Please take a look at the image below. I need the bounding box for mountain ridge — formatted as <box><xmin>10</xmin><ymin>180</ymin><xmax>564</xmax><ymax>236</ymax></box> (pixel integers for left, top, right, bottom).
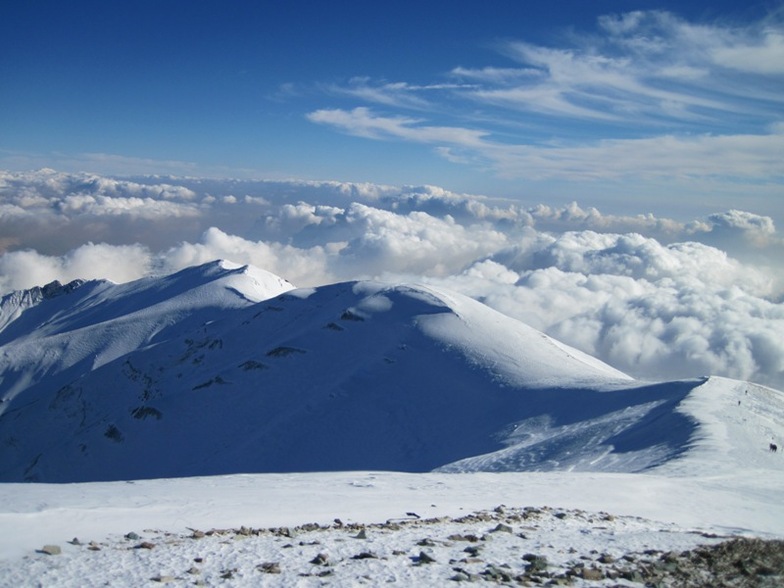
<box><xmin>0</xmin><ymin>260</ymin><xmax>781</xmax><ymax>483</ymax></box>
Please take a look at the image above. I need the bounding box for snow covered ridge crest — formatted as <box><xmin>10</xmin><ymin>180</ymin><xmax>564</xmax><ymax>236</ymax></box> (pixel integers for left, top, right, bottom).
<box><xmin>0</xmin><ymin>260</ymin><xmax>782</xmax><ymax>483</ymax></box>
<box><xmin>0</xmin><ymin>278</ymin><xmax>86</xmax><ymax>332</ymax></box>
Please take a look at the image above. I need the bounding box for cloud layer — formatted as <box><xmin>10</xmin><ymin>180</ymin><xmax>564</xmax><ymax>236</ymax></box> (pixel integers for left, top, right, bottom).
<box><xmin>1</xmin><ymin>168</ymin><xmax>783</xmax><ymax>391</ymax></box>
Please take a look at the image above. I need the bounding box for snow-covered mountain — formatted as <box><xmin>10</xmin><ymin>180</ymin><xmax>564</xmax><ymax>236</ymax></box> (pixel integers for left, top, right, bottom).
<box><xmin>0</xmin><ymin>260</ymin><xmax>781</xmax><ymax>483</ymax></box>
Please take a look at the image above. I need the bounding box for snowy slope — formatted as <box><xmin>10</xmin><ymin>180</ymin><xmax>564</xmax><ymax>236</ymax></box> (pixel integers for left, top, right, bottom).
<box><xmin>0</xmin><ymin>260</ymin><xmax>293</xmax><ymax>406</ymax></box>
<box><xmin>0</xmin><ymin>261</ymin><xmax>783</xmax><ymax>485</ymax></box>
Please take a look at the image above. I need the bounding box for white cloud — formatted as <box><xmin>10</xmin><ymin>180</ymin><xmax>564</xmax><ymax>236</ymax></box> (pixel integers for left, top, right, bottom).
<box><xmin>701</xmin><ymin>210</ymin><xmax>777</xmax><ymax>242</ymax></box>
<box><xmin>333</xmin><ymin>203</ymin><xmax>509</xmax><ymax>277</ymax></box>
<box><xmin>307</xmin><ymin>107</ymin><xmax>490</xmax><ymax>147</ymax></box>
<box><xmin>160</xmin><ymin>227</ymin><xmax>333</xmax><ymax>287</ymax></box>
<box><xmin>594</xmin><ymin>10</ymin><xmax>784</xmax><ymax>99</ymax></box>
<box><xmin>320</xmin><ymin>77</ymin><xmax>479</xmax><ymax>111</ymax></box>
<box><xmin>481</xmin><ymin>39</ymin><xmax>728</xmax><ymax>122</ymax></box>
<box><xmin>711</xmin><ymin>28</ymin><xmax>784</xmax><ymax>74</ymax></box>
<box><xmin>421</xmin><ymin>229</ymin><xmax>784</xmax><ymax>388</ymax></box>
<box><xmin>451</xmin><ymin>65</ymin><xmax>540</xmax><ymax>83</ymax></box>
<box><xmin>0</xmin><ymin>243</ymin><xmax>152</xmax><ymax>292</ymax></box>
<box><xmin>328</xmin><ymin>78</ymin><xmax>432</xmax><ymax>109</ymax></box>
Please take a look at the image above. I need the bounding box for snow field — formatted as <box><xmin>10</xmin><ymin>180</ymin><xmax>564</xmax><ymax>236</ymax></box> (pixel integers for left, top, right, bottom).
<box><xmin>0</xmin><ymin>504</ymin><xmax>732</xmax><ymax>587</ymax></box>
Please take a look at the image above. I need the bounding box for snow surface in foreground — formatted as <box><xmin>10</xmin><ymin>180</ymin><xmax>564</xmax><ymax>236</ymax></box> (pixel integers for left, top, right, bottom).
<box><xmin>1</xmin><ymin>466</ymin><xmax>783</xmax><ymax>585</ymax></box>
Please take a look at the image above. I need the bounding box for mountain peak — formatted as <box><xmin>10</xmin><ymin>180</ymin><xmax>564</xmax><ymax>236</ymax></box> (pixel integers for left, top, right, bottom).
<box><xmin>161</xmin><ymin>259</ymin><xmax>296</xmax><ymax>303</ymax></box>
<box><xmin>0</xmin><ymin>277</ymin><xmax>86</xmax><ymax>307</ymax></box>
<box><xmin>0</xmin><ymin>278</ymin><xmax>88</xmax><ymax>334</ymax></box>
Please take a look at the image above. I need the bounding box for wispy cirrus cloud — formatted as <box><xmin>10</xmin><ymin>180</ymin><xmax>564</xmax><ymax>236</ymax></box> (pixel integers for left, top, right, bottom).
<box><xmin>323</xmin><ymin>77</ymin><xmax>475</xmax><ymax>110</ymax></box>
<box><xmin>307</xmin><ymin>107</ymin><xmax>491</xmax><ymax>147</ymax></box>
<box><xmin>469</xmin><ymin>40</ymin><xmax>730</xmax><ymax>124</ymax></box>
<box><xmin>307</xmin><ymin>10</ymin><xmax>784</xmax><ymax>190</ymax></box>
<box><xmin>308</xmin><ymin>106</ymin><xmax>784</xmax><ymax>181</ymax></box>
<box><xmin>479</xmin><ymin>9</ymin><xmax>784</xmax><ymax>128</ymax></box>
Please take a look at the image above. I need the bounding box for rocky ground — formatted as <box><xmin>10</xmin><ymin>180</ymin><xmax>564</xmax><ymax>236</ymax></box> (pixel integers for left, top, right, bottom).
<box><xmin>4</xmin><ymin>505</ymin><xmax>783</xmax><ymax>587</ymax></box>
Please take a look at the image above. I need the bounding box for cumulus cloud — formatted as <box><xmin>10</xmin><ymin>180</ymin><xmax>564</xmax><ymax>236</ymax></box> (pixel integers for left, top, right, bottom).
<box><xmin>0</xmin><ymin>169</ymin><xmax>208</xmax><ymax>254</ymax></box>
<box><xmin>333</xmin><ymin>203</ymin><xmax>509</xmax><ymax>277</ymax></box>
<box><xmin>1</xmin><ymin>169</ymin><xmax>783</xmax><ymax>390</ymax></box>
<box><xmin>693</xmin><ymin>210</ymin><xmax>778</xmax><ymax>246</ymax></box>
<box><xmin>0</xmin><ymin>243</ymin><xmax>153</xmax><ymax>291</ymax></box>
<box><xmin>425</xmin><ymin>231</ymin><xmax>783</xmax><ymax>388</ymax></box>
<box><xmin>159</xmin><ymin>228</ymin><xmax>334</xmax><ymax>287</ymax></box>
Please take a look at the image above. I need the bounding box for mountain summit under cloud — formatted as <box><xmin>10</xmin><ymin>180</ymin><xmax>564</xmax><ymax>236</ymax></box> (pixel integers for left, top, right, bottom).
<box><xmin>0</xmin><ymin>260</ymin><xmax>781</xmax><ymax>483</ymax></box>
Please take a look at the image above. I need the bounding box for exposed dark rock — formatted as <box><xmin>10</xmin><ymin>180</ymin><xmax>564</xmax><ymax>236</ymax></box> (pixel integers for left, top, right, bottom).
<box><xmin>257</xmin><ymin>562</ymin><xmax>281</xmax><ymax>574</ymax></box>
<box><xmin>580</xmin><ymin>566</ymin><xmax>604</xmax><ymax>580</ymax></box>
<box><xmin>448</xmin><ymin>533</ymin><xmax>480</xmax><ymax>542</ymax></box>
<box><xmin>340</xmin><ymin>310</ymin><xmax>364</xmax><ymax>321</ymax></box>
<box><xmin>39</xmin><ymin>280</ymin><xmax>85</xmax><ymax>300</ymax></box>
<box><xmin>598</xmin><ymin>553</ymin><xmax>615</xmax><ymax>564</ymax></box>
<box><xmin>523</xmin><ymin>553</ymin><xmax>548</xmax><ymax>573</ymax></box>
<box><xmin>416</xmin><ymin>551</ymin><xmax>437</xmax><ymax>564</ymax></box>
<box><xmin>449</xmin><ymin>569</ymin><xmax>472</xmax><ymax>582</ymax></box>
<box><xmin>309</xmin><ymin>553</ymin><xmax>329</xmax><ymax>566</ymax></box>
<box><xmin>192</xmin><ymin>376</ymin><xmax>228</xmax><ymax>390</ymax></box>
<box><xmin>266</xmin><ymin>346</ymin><xmax>306</xmax><ymax>357</ymax></box>
<box><xmin>239</xmin><ymin>359</ymin><xmax>268</xmax><ymax>371</ymax></box>
<box><xmin>131</xmin><ymin>406</ymin><xmax>162</xmax><ymax>420</ymax></box>
<box><xmin>481</xmin><ymin>564</ymin><xmax>514</xmax><ymax>582</ymax></box>
<box><xmin>103</xmin><ymin>424</ymin><xmax>124</xmax><ymax>442</ymax></box>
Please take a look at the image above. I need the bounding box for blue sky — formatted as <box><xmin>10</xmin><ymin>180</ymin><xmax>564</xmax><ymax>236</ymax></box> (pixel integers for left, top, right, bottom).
<box><xmin>1</xmin><ymin>1</ymin><xmax>783</xmax><ymax>220</ymax></box>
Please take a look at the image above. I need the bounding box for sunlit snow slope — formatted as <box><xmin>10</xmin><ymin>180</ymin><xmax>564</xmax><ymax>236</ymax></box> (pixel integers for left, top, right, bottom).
<box><xmin>0</xmin><ymin>261</ymin><xmax>781</xmax><ymax>482</ymax></box>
